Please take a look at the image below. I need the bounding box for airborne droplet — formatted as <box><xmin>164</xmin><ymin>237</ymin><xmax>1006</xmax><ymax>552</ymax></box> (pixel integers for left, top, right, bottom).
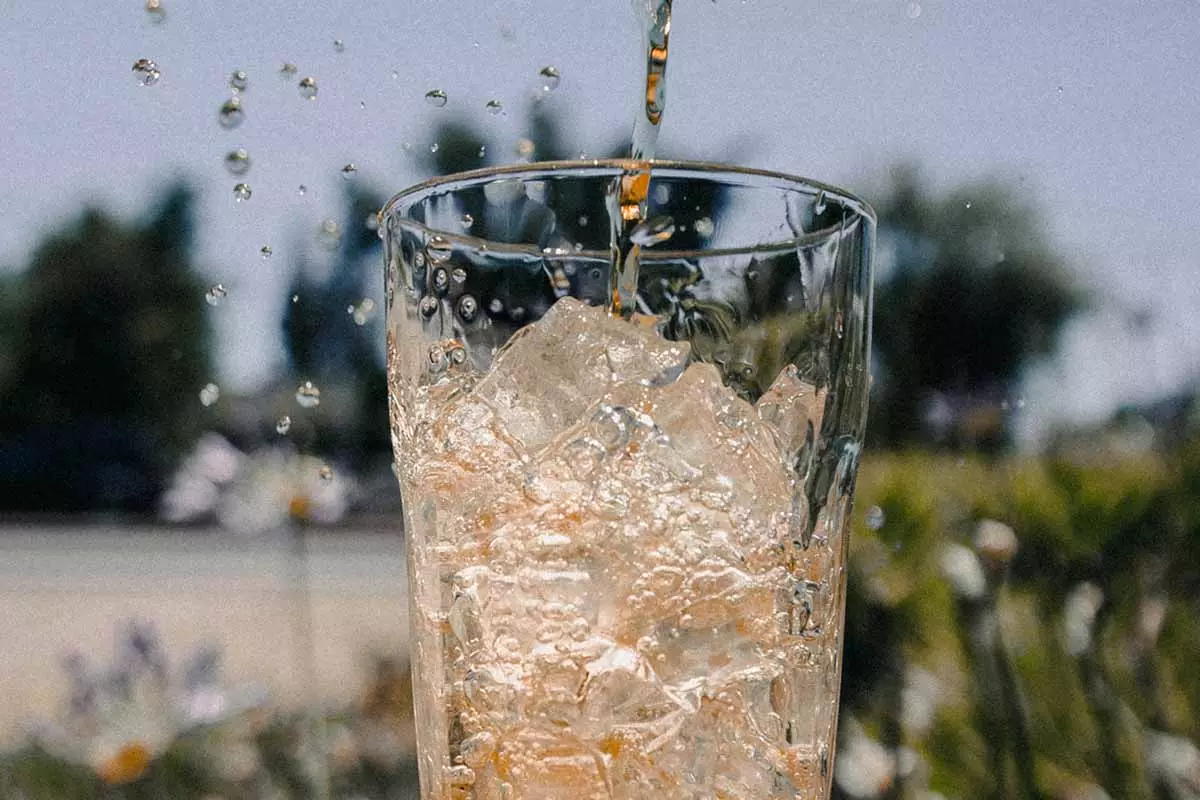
<box><xmin>132</xmin><ymin>58</ymin><xmax>161</xmax><ymax>87</ymax></box>
<box><xmin>295</xmin><ymin>381</ymin><xmax>321</xmax><ymax>408</ymax></box>
<box><xmin>424</xmin><ymin>88</ymin><xmax>448</xmax><ymax>107</ymax></box>
<box><xmin>279</xmin><ymin>62</ymin><xmax>298</xmax><ymax>77</ymax></box>
<box><xmin>229</xmin><ymin>70</ymin><xmax>248</xmax><ymax>92</ymax></box>
<box><xmin>204</xmin><ymin>284</ymin><xmax>227</xmax><ymax>306</ymax></box>
<box><xmin>538</xmin><ymin>65</ymin><xmax>561</xmax><ymax>91</ymax></box>
<box><xmin>218</xmin><ymin>97</ymin><xmax>244</xmax><ymax>129</ymax></box>
<box><xmin>224</xmin><ymin>148</ymin><xmax>250</xmax><ymax>175</ymax></box>
<box><xmin>459</xmin><ymin>214</ymin><xmax>474</xmax><ymax>230</ymax></box>
<box><xmin>340</xmin><ymin>163</ymin><xmax>358</xmax><ymax>179</ymax></box>
<box><xmin>298</xmin><ymin>76</ymin><xmax>318</xmax><ymax>100</ymax></box>
<box><xmin>319</xmin><ymin>465</ymin><xmax>333</xmax><ymax>482</ymax></box>
<box><xmin>693</xmin><ymin>216</ymin><xmax>715</xmax><ymax>237</ymax></box>
<box><xmin>457</xmin><ymin>295</ymin><xmax>479</xmax><ymax>323</ymax></box>
<box><xmin>233</xmin><ymin>183</ymin><xmax>252</xmax><ymax>202</ymax></box>
<box><xmin>199</xmin><ymin>383</ymin><xmax>220</xmax><ymax>407</ymax></box>
<box><xmin>260</xmin><ymin>244</ymin><xmax>272</xmax><ymax>259</ymax></box>
<box><xmin>332</xmin><ymin>39</ymin><xmax>345</xmax><ymax>53</ymax></box>
<box><xmin>350</xmin><ymin>297</ymin><xmax>376</xmax><ymax>325</ymax></box>
<box><xmin>276</xmin><ymin>415</ymin><xmax>292</xmax><ymax>435</ymax></box>
<box><xmin>485</xmin><ymin>99</ymin><xmax>503</xmax><ymax>115</ymax></box>
<box><xmin>865</xmin><ymin>505</ymin><xmax>886</xmax><ymax>531</ymax></box>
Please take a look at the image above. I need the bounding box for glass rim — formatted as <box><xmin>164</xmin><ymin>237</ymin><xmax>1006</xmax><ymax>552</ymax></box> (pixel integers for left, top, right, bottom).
<box><xmin>381</xmin><ymin>158</ymin><xmax>876</xmax><ymax>253</ymax></box>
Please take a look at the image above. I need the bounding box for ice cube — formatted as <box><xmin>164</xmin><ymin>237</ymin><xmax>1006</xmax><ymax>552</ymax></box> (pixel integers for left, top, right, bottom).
<box><xmin>495</xmin><ymin>726</ymin><xmax>610</xmax><ymax>799</ymax></box>
<box><xmin>756</xmin><ymin>363</ymin><xmax>825</xmax><ymax>469</ymax></box>
<box><xmin>470</xmin><ymin>297</ymin><xmax>690</xmax><ymax>451</ymax></box>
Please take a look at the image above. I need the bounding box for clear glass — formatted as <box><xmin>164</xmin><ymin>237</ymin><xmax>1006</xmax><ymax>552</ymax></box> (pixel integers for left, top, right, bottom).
<box><xmin>383</xmin><ymin>160</ymin><xmax>874</xmax><ymax>800</ymax></box>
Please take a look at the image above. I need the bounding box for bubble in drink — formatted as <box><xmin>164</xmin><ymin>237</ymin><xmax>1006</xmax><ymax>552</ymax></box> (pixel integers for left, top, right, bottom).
<box><xmin>298</xmin><ymin>76</ymin><xmax>318</xmax><ymax>100</ymax></box>
<box><xmin>295</xmin><ymin>381</ymin><xmax>321</xmax><ymax>408</ymax></box>
<box><xmin>217</xmin><ymin>97</ymin><xmax>244</xmax><ymax>129</ymax></box>
<box><xmin>538</xmin><ymin>64</ymin><xmax>561</xmax><ymax>91</ymax></box>
<box><xmin>276</xmin><ymin>415</ymin><xmax>292</xmax><ymax>435</ymax></box>
<box><xmin>198</xmin><ymin>383</ymin><xmax>219</xmax><ymax>407</ymax></box>
<box><xmin>204</xmin><ymin>284</ymin><xmax>227</xmax><ymax>306</ymax></box>
<box><xmin>224</xmin><ymin>148</ymin><xmax>251</xmax><ymax>175</ymax></box>
<box><xmin>132</xmin><ymin>58</ymin><xmax>160</xmax><ymax>86</ymax></box>
<box><xmin>232</xmin><ymin>183</ymin><xmax>252</xmax><ymax>202</ymax></box>
<box><xmin>424</xmin><ymin>88</ymin><xmax>448</xmax><ymax>107</ymax></box>
<box><xmin>229</xmin><ymin>70</ymin><xmax>248</xmax><ymax>92</ymax></box>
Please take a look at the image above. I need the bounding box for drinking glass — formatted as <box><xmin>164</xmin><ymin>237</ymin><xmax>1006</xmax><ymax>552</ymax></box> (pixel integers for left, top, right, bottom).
<box><xmin>383</xmin><ymin>159</ymin><xmax>874</xmax><ymax>799</ymax></box>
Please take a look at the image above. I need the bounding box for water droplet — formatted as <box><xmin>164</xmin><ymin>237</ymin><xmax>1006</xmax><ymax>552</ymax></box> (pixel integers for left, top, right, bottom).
<box><xmin>319</xmin><ymin>465</ymin><xmax>333</xmax><ymax>482</ymax></box>
<box><xmin>577</xmin><ymin>214</ymin><xmax>589</xmax><ymax>227</ymax></box>
<box><xmin>515</xmin><ymin>138</ymin><xmax>534</xmax><ymax>159</ymax></box>
<box><xmin>291</xmin><ymin>294</ymin><xmax>300</xmax><ymax>303</ymax></box>
<box><xmin>350</xmin><ymin>297</ymin><xmax>376</xmax><ymax>325</ymax></box>
<box><xmin>419</xmin><ymin>295</ymin><xmax>439</xmax><ymax>318</ymax></box>
<box><xmin>477</xmin><ymin>145</ymin><xmax>486</xmax><ymax>158</ymax></box>
<box><xmin>424</xmin><ymin>88</ymin><xmax>448</xmax><ymax>107</ymax></box>
<box><xmin>132</xmin><ymin>58</ymin><xmax>161</xmax><ymax>87</ymax></box>
<box><xmin>431</xmin><ymin>267</ymin><xmax>450</xmax><ymax>295</ymax></box>
<box><xmin>199</xmin><ymin>382</ymin><xmax>220</xmax><ymax>406</ymax></box>
<box><xmin>224</xmin><ymin>148</ymin><xmax>251</xmax><ymax>175</ymax></box>
<box><xmin>965</xmin><ymin>201</ymin><xmax>973</xmax><ymax>209</ymax></box>
<box><xmin>427</xmin><ymin>236</ymin><xmax>453</xmax><ymax>264</ymax></box>
<box><xmin>295</xmin><ymin>381</ymin><xmax>321</xmax><ymax>408</ymax></box>
<box><xmin>694</xmin><ymin>216</ymin><xmax>715</xmax><ymax>237</ymax></box>
<box><xmin>865</xmin><ymin>505</ymin><xmax>886</xmax><ymax>531</ymax></box>
<box><xmin>458</xmin><ymin>214</ymin><xmax>474</xmax><ymax>230</ymax></box>
<box><xmin>144</xmin><ymin>0</ymin><xmax>165</xmax><ymax>23</ymax></box>
<box><xmin>629</xmin><ymin>215</ymin><xmax>675</xmax><ymax>246</ymax></box>
<box><xmin>485</xmin><ymin>99</ymin><xmax>503</xmax><ymax>115</ymax></box>
<box><xmin>297</xmin><ymin>184</ymin><xmax>307</xmax><ymax>196</ymax></box>
<box><xmin>391</xmin><ymin>69</ymin><xmax>400</xmax><ymax>80</ymax></box>
<box><xmin>204</xmin><ymin>284</ymin><xmax>227</xmax><ymax>306</ymax></box>
<box><xmin>260</xmin><ymin>244</ymin><xmax>272</xmax><ymax>259</ymax></box>
<box><xmin>538</xmin><ymin>65</ymin><xmax>561</xmax><ymax>91</ymax></box>
<box><xmin>276</xmin><ymin>415</ymin><xmax>292</xmax><ymax>435</ymax></box>
<box><xmin>487</xmin><ymin>298</ymin><xmax>504</xmax><ymax>315</ymax></box>
<box><xmin>813</xmin><ymin>190</ymin><xmax>828</xmax><ymax>215</ymax></box>
<box><xmin>229</xmin><ymin>70</ymin><xmax>248</xmax><ymax>92</ymax></box>
<box><xmin>457</xmin><ymin>295</ymin><xmax>478</xmax><ymax>322</ymax></box>
<box><xmin>317</xmin><ymin>219</ymin><xmax>341</xmax><ymax>249</ymax></box>
<box><xmin>449</xmin><ymin>344</ymin><xmax>468</xmax><ymax>365</ymax></box>
<box><xmin>332</xmin><ymin>39</ymin><xmax>345</xmax><ymax>53</ymax></box>
<box><xmin>451</xmin><ymin>268</ymin><xmax>468</xmax><ymax>285</ymax></box>
<box><xmin>906</xmin><ymin>0</ymin><xmax>922</xmax><ymax>17</ymax></box>
<box><xmin>340</xmin><ymin>163</ymin><xmax>358</xmax><ymax>179</ymax></box>
<box><xmin>509</xmin><ymin>306</ymin><xmax>526</xmax><ymax>322</ymax></box>
<box><xmin>218</xmin><ymin>97</ymin><xmax>244</xmax><ymax>129</ymax></box>
<box><xmin>298</xmin><ymin>76</ymin><xmax>318</xmax><ymax>100</ymax></box>
<box><xmin>233</xmin><ymin>183</ymin><xmax>252</xmax><ymax>202</ymax></box>
<box><xmin>279</xmin><ymin>62</ymin><xmax>298</xmax><ymax>77</ymax></box>
<box><xmin>429</xmin><ymin>142</ymin><xmax>440</xmax><ymax>154</ymax></box>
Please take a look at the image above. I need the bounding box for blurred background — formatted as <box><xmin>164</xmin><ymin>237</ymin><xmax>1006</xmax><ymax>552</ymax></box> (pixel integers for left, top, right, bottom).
<box><xmin>0</xmin><ymin>0</ymin><xmax>1197</xmax><ymax>797</ymax></box>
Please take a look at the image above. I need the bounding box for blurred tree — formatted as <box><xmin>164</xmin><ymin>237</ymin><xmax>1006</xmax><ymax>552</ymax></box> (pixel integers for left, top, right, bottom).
<box><xmin>868</xmin><ymin>164</ymin><xmax>1082</xmax><ymax>452</ymax></box>
<box><xmin>0</xmin><ymin>185</ymin><xmax>213</xmax><ymax>512</ymax></box>
<box><xmin>281</xmin><ymin>184</ymin><xmax>389</xmax><ymax>465</ymax></box>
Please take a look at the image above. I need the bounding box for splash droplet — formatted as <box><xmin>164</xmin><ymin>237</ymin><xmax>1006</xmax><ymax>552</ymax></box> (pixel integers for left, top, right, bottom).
<box><xmin>199</xmin><ymin>383</ymin><xmax>220</xmax><ymax>407</ymax></box>
<box><xmin>224</xmin><ymin>148</ymin><xmax>250</xmax><ymax>176</ymax></box>
<box><xmin>629</xmin><ymin>215</ymin><xmax>675</xmax><ymax>246</ymax></box>
<box><xmin>332</xmin><ymin>39</ymin><xmax>345</xmax><ymax>53</ymax></box>
<box><xmin>451</xmin><ymin>267</ymin><xmax>467</xmax><ymax>284</ymax></box>
<box><xmin>485</xmin><ymin>99</ymin><xmax>503</xmax><ymax>115</ymax></box>
<box><xmin>340</xmin><ymin>163</ymin><xmax>358</xmax><ymax>179</ymax></box>
<box><xmin>260</xmin><ymin>244</ymin><xmax>272</xmax><ymax>259</ymax></box>
<box><xmin>295</xmin><ymin>381</ymin><xmax>321</xmax><ymax>408</ymax></box>
<box><xmin>865</xmin><ymin>505</ymin><xmax>886</xmax><ymax>531</ymax></box>
<box><xmin>132</xmin><ymin>58</ymin><xmax>161</xmax><ymax>87</ymax></box>
<box><xmin>279</xmin><ymin>62</ymin><xmax>298</xmax><ymax>77</ymax></box>
<box><xmin>229</xmin><ymin>70</ymin><xmax>248</xmax><ymax>92</ymax></box>
<box><xmin>459</xmin><ymin>214</ymin><xmax>474</xmax><ymax>229</ymax></box>
<box><xmin>693</xmin><ymin>216</ymin><xmax>715</xmax><ymax>237</ymax></box>
<box><xmin>144</xmin><ymin>0</ymin><xmax>165</xmax><ymax>23</ymax></box>
<box><xmin>418</xmin><ymin>295</ymin><xmax>439</xmax><ymax>318</ymax></box>
<box><xmin>487</xmin><ymin>298</ymin><xmax>504</xmax><ymax>315</ymax></box>
<box><xmin>424</xmin><ymin>88</ymin><xmax>448</xmax><ymax>107</ymax></box>
<box><xmin>430</xmin><ymin>142</ymin><xmax>440</xmax><ymax>154</ymax></box>
<box><xmin>297</xmin><ymin>184</ymin><xmax>307</xmax><ymax>196</ymax></box>
<box><xmin>205</xmin><ymin>284</ymin><xmax>227</xmax><ymax>306</ymax></box>
<box><xmin>427</xmin><ymin>236</ymin><xmax>452</xmax><ymax>265</ymax></box>
<box><xmin>298</xmin><ymin>76</ymin><xmax>318</xmax><ymax>100</ymax></box>
<box><xmin>538</xmin><ymin>65</ymin><xmax>561</xmax><ymax>91</ymax></box>
<box><xmin>350</xmin><ymin>297</ymin><xmax>376</xmax><ymax>325</ymax></box>
<box><xmin>431</xmin><ymin>267</ymin><xmax>450</xmax><ymax>295</ymax></box>
<box><xmin>276</xmin><ymin>415</ymin><xmax>292</xmax><ymax>434</ymax></box>
<box><xmin>457</xmin><ymin>295</ymin><xmax>478</xmax><ymax>323</ymax></box>
<box><xmin>218</xmin><ymin>97</ymin><xmax>244</xmax><ymax>129</ymax></box>
<box><xmin>477</xmin><ymin>145</ymin><xmax>487</xmax><ymax>158</ymax></box>
<box><xmin>319</xmin><ymin>465</ymin><xmax>333</xmax><ymax>482</ymax></box>
<box><xmin>233</xmin><ymin>183</ymin><xmax>252</xmax><ymax>202</ymax></box>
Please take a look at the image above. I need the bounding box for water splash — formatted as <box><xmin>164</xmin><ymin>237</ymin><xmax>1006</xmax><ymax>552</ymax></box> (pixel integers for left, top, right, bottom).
<box><xmin>298</xmin><ymin>76</ymin><xmax>318</xmax><ymax>100</ymax></box>
<box><xmin>132</xmin><ymin>58</ymin><xmax>161</xmax><ymax>87</ymax></box>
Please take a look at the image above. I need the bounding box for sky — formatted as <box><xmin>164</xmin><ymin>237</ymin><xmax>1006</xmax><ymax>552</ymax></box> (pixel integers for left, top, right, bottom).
<box><xmin>1</xmin><ymin>0</ymin><xmax>1197</xmax><ymax>446</ymax></box>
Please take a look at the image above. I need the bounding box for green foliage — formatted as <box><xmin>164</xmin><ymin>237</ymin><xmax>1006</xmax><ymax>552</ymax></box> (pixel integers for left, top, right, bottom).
<box><xmin>0</xmin><ymin>185</ymin><xmax>213</xmax><ymax>511</ymax></box>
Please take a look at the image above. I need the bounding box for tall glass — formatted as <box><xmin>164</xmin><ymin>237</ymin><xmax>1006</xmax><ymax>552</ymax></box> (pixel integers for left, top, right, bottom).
<box><xmin>383</xmin><ymin>160</ymin><xmax>874</xmax><ymax>800</ymax></box>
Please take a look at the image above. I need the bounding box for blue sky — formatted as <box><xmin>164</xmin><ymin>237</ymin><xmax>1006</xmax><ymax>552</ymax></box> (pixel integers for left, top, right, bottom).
<box><xmin>1</xmin><ymin>0</ymin><xmax>1197</xmax><ymax>445</ymax></box>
